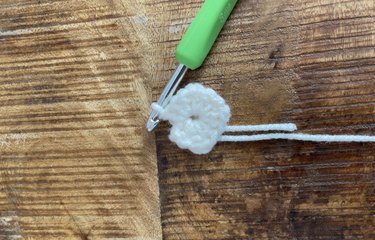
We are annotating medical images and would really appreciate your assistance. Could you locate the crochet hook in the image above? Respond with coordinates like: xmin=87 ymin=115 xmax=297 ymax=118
xmin=147 ymin=0 xmax=238 ymax=132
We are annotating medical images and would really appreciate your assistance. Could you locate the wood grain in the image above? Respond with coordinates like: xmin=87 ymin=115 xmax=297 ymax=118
xmin=0 ymin=0 xmax=161 ymax=239
xmin=155 ymin=0 xmax=375 ymax=239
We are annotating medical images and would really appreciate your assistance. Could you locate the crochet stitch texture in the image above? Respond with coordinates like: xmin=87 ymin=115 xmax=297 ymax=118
xmin=152 ymin=83 xmax=230 ymax=154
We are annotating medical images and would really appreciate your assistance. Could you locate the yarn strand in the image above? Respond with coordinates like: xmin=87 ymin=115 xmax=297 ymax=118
xmin=225 ymin=123 xmax=297 ymax=132
xmin=220 ymin=133 xmax=375 ymax=142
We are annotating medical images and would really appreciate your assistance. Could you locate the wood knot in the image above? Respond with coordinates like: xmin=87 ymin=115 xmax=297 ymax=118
xmin=268 ymin=44 xmax=284 ymax=69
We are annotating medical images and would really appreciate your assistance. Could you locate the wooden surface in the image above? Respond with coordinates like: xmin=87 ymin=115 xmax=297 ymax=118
xmin=0 ymin=0 xmax=162 ymax=239
xmin=1 ymin=0 xmax=374 ymax=239
xmin=155 ymin=0 xmax=375 ymax=239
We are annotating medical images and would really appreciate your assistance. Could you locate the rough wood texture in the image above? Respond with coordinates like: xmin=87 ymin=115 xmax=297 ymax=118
xmin=155 ymin=0 xmax=375 ymax=239
xmin=0 ymin=0 xmax=162 ymax=239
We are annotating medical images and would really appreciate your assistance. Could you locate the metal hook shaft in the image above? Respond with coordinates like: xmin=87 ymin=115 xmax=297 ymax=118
xmin=146 ymin=64 xmax=188 ymax=132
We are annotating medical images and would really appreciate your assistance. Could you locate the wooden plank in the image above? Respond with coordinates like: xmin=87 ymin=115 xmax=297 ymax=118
xmin=0 ymin=0 xmax=162 ymax=239
xmin=155 ymin=0 xmax=375 ymax=239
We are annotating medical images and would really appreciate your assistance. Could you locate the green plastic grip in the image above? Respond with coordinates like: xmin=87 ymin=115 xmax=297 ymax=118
xmin=176 ymin=0 xmax=237 ymax=70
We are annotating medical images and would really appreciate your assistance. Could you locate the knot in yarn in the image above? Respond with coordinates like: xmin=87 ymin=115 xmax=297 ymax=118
xmin=152 ymin=83 xmax=231 ymax=154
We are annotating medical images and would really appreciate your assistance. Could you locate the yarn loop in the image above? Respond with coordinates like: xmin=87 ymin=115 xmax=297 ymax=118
xmin=152 ymin=83 xmax=231 ymax=154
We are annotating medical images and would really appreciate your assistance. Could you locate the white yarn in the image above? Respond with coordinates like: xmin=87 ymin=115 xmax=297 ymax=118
xmin=152 ymin=83 xmax=375 ymax=154
xmin=220 ymin=133 xmax=375 ymax=142
xmin=153 ymin=83 xmax=231 ymax=154
xmin=225 ymin=123 xmax=297 ymax=132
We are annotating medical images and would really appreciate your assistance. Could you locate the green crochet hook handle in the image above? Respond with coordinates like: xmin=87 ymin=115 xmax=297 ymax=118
xmin=176 ymin=0 xmax=238 ymax=70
